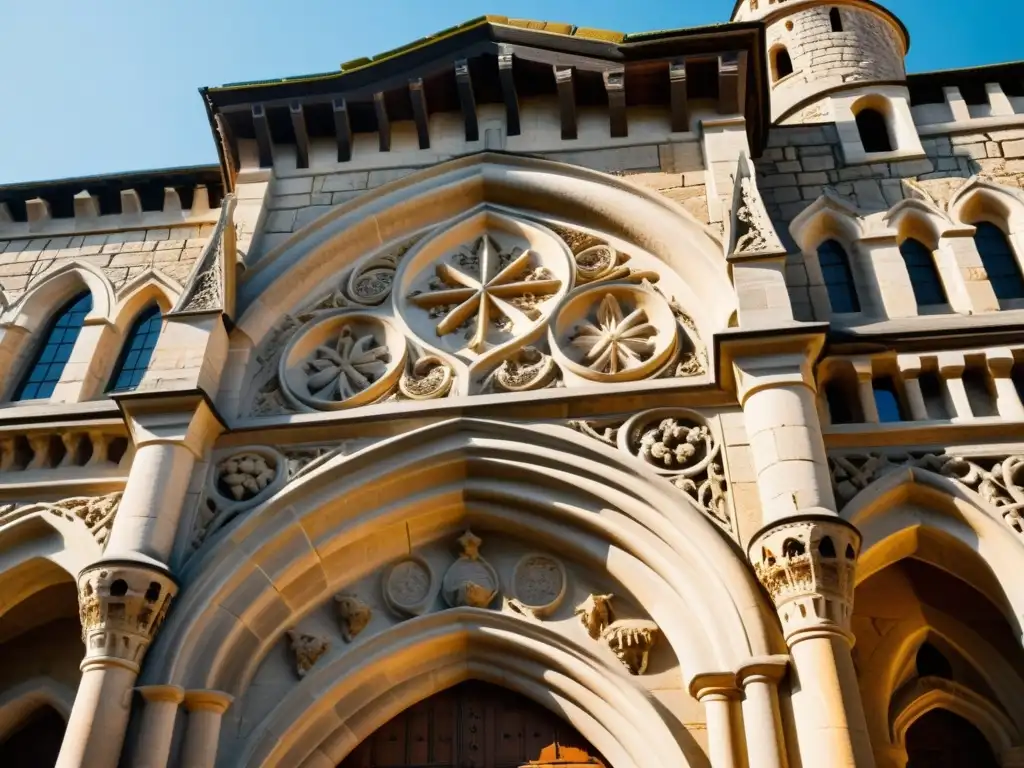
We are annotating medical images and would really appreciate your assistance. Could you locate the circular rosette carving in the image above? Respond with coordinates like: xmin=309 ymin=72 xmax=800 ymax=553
xmin=280 ymin=313 xmax=406 ymax=411
xmin=512 ymin=554 xmax=567 ymax=618
xmin=619 ymin=410 xmax=718 ymax=477
xmin=489 ymin=346 xmax=557 ymax=392
xmin=383 ymin=556 xmax=436 ymax=617
xmin=552 ymin=285 xmax=677 ymax=383
xmin=207 ymin=446 xmax=286 ymax=515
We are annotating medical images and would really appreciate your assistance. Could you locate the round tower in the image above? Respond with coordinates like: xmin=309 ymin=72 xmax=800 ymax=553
xmin=733 ymin=0 xmax=909 ymax=123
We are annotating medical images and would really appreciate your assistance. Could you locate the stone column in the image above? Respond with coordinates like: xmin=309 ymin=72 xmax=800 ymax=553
xmin=938 ymin=353 xmax=972 ymax=421
xmin=733 ymin=348 xmax=875 ymax=767
xmin=987 ymin=349 xmax=1024 ymax=420
xmin=852 ymin=358 xmax=880 ymax=424
xmin=56 ymin=565 xmax=177 ymax=768
xmin=181 ymin=690 xmax=234 ymax=768
xmin=898 ymin=356 xmax=928 ymax=422
xmin=749 ymin=518 xmax=873 ymax=768
xmin=737 ymin=657 xmax=790 ymax=768
xmin=691 ymin=673 xmax=745 ymax=768
xmin=134 ymin=685 xmax=184 ymax=768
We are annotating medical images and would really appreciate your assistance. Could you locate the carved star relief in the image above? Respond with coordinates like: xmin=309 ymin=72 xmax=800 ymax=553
xmin=569 ymin=293 xmax=657 ymax=374
xmin=304 ymin=326 xmax=389 ymax=402
xmin=407 ymin=236 xmax=561 ymax=353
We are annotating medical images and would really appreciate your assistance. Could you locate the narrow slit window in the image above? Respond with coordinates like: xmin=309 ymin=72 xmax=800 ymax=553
xmin=900 ymin=238 xmax=947 ymax=306
xmin=855 ymin=108 xmax=893 ymax=153
xmin=829 ymin=7 xmax=843 ymax=32
xmin=817 ymin=239 xmax=861 ymax=313
xmin=107 ymin=304 xmax=162 ymax=393
xmin=14 ymin=292 xmax=92 ymax=402
xmin=963 ymin=368 xmax=997 ymax=417
xmin=873 ymin=377 xmax=904 ymax=423
xmin=918 ymin=372 xmax=951 ymax=420
xmin=774 ymin=48 xmax=794 ymax=81
xmin=973 ymin=222 xmax=1024 ymax=300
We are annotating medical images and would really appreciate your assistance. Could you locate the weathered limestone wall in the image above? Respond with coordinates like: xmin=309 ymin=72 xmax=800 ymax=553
xmin=767 ymin=3 xmax=905 ymax=121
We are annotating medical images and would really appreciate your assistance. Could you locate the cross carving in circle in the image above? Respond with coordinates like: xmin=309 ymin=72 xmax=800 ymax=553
xmin=406 ymin=236 xmax=562 ymax=353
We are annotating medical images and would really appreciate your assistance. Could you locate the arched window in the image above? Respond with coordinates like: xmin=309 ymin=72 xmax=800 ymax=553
xmin=899 ymin=238 xmax=946 ymax=306
xmin=973 ymin=221 xmax=1024 ymax=300
xmin=13 ymin=291 xmax=92 ymax=401
xmin=773 ymin=47 xmax=794 ymax=81
xmin=107 ymin=304 xmax=162 ymax=393
xmin=855 ymin=107 xmax=893 ymax=153
xmin=829 ymin=7 xmax=844 ymax=32
xmin=817 ymin=239 xmax=861 ymax=313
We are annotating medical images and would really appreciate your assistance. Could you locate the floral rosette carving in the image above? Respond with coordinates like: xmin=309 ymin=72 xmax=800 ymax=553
xmin=484 ymin=346 xmax=558 ymax=392
xmin=619 ymin=409 xmax=731 ymax=530
xmin=279 ymin=312 xmax=406 ymax=411
xmin=551 ymin=285 xmax=677 ymax=383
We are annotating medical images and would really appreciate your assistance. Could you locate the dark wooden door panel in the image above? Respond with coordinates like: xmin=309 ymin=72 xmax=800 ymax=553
xmin=339 ymin=681 xmax=606 ymax=767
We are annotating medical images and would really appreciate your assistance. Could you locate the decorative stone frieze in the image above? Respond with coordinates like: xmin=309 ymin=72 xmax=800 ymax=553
xmin=77 ymin=564 xmax=177 ymax=671
xmin=171 ymin=195 xmax=236 ymax=314
xmin=286 ymin=630 xmax=329 ymax=678
xmin=569 ymin=409 xmax=732 ymax=532
xmin=748 ymin=516 xmax=860 ymax=643
xmin=1 ymin=492 xmax=123 ymax=548
xmin=441 ymin=530 xmax=499 ymax=609
xmin=333 ymin=594 xmax=372 ymax=642
xmin=0 ymin=430 xmax=130 ymax=473
xmin=602 ymin=619 xmax=660 ymax=675
xmin=830 ymin=452 xmax=1024 ymax=539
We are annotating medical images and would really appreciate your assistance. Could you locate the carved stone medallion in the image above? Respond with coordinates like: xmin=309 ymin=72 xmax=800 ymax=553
xmin=216 ymin=450 xmax=280 ymax=502
xmin=383 ymin=556 xmax=435 ymax=617
xmin=279 ymin=313 xmax=406 ymax=411
xmin=442 ymin=530 xmax=499 ymax=609
xmin=511 ymin=554 xmax=567 ymax=618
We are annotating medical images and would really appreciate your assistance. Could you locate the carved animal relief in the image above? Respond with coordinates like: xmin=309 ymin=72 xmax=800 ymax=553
xmin=602 ymin=620 xmax=660 ymax=675
xmin=286 ymin=630 xmax=329 ymax=678
xmin=334 ymin=594 xmax=372 ymax=642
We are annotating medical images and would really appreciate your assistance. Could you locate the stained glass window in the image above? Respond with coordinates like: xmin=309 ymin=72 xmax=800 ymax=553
xmin=14 ymin=292 xmax=92 ymax=401
xmin=107 ymin=304 xmax=162 ymax=393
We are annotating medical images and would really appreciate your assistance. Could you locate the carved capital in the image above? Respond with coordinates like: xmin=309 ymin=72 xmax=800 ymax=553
xmin=748 ymin=515 xmax=860 ymax=645
xmin=77 ymin=564 xmax=177 ymax=672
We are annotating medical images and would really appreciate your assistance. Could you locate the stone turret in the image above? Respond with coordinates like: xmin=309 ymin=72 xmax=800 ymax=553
xmin=733 ymin=0 xmax=909 ymax=123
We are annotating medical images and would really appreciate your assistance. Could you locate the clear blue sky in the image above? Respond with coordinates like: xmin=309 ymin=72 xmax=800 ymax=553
xmin=0 ymin=0 xmax=1020 ymax=184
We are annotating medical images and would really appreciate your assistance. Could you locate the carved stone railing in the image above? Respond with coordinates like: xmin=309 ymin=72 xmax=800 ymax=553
xmin=0 ymin=428 xmax=131 ymax=473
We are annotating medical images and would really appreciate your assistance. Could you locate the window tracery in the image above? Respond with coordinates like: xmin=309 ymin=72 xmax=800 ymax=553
xmin=14 ymin=291 xmax=92 ymax=401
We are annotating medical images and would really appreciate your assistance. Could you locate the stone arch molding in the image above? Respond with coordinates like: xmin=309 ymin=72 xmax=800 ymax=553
xmin=228 ymin=153 xmax=731 ymax=418
xmin=236 ymin=609 xmax=686 ymax=768
xmin=0 ymin=261 xmax=115 ymax=333
xmin=836 ymin=460 xmax=1024 ymax=637
xmin=145 ymin=419 xmax=779 ymax=705
xmin=0 ymin=677 xmax=75 ymax=743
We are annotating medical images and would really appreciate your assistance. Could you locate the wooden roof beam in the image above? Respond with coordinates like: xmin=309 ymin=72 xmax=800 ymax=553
xmin=718 ymin=52 xmax=746 ymax=116
xmin=669 ymin=60 xmax=690 ymax=133
xmin=554 ymin=66 xmax=577 ymax=141
xmin=498 ymin=47 xmax=521 ymax=137
xmin=455 ymin=59 xmax=479 ymax=142
xmin=409 ymin=78 xmax=431 ymax=149
xmin=251 ymin=104 xmax=274 ymax=168
xmin=373 ymin=92 xmax=392 ymax=152
xmin=290 ymin=101 xmax=311 ymax=168
xmin=603 ymin=69 xmax=627 ymax=138
xmin=332 ymin=98 xmax=353 ymax=162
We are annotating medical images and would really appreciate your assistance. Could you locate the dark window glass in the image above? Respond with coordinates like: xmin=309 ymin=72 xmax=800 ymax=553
xmin=107 ymin=304 xmax=162 ymax=393
xmin=817 ymin=239 xmax=861 ymax=313
xmin=14 ymin=292 xmax=92 ymax=401
xmin=774 ymin=48 xmax=793 ymax=80
xmin=1012 ymin=363 xmax=1024 ymax=405
xmin=873 ymin=378 xmax=904 ymax=422
xmin=919 ymin=372 xmax=951 ymax=420
xmin=973 ymin=222 xmax=1024 ymax=300
xmin=830 ymin=7 xmax=843 ymax=32
xmin=825 ymin=381 xmax=858 ymax=424
xmin=855 ymin=108 xmax=893 ymax=152
xmin=963 ymin=368 xmax=997 ymax=417
xmin=900 ymin=238 xmax=947 ymax=306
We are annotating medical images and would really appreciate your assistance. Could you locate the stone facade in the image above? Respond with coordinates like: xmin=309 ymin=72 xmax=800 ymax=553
xmin=0 ymin=3 xmax=1023 ymax=768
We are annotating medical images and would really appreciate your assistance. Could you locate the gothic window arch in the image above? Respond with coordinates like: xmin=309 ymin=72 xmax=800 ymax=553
xmin=817 ymin=239 xmax=861 ymax=313
xmin=899 ymin=238 xmax=947 ymax=306
xmin=13 ymin=292 xmax=92 ymax=402
xmin=107 ymin=303 xmax=161 ymax=393
xmin=972 ymin=221 xmax=1024 ymax=300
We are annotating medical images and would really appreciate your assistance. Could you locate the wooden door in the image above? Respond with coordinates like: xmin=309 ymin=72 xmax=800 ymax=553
xmin=339 ymin=681 xmax=607 ymax=767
